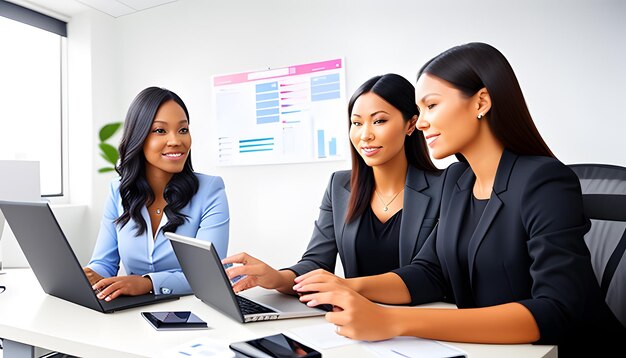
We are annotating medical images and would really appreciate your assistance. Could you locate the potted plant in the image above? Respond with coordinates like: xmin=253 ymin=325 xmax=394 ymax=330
xmin=98 ymin=122 xmax=123 ymax=173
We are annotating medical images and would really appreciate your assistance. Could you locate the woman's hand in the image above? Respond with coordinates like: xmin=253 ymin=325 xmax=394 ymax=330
xmin=222 ymin=252 xmax=294 ymax=294
xmin=293 ymin=268 xmax=349 ymax=292
xmin=91 ymin=275 xmax=153 ymax=301
xmin=83 ymin=267 xmax=104 ymax=286
xmin=298 ymin=282 xmax=402 ymax=341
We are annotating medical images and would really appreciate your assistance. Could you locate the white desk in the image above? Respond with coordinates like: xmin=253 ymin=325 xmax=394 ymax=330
xmin=0 ymin=269 xmax=557 ymax=358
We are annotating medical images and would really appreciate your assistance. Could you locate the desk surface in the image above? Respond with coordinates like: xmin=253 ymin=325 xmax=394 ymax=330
xmin=0 ymin=269 xmax=557 ymax=358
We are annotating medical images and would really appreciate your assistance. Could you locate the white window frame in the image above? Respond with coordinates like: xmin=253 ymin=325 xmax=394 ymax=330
xmin=0 ymin=0 xmax=68 ymax=201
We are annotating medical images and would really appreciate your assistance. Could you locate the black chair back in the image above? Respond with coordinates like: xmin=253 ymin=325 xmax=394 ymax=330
xmin=569 ymin=164 xmax=626 ymax=328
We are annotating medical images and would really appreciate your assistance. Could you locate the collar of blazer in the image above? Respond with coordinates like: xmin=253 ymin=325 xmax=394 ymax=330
xmin=448 ymin=149 xmax=518 ymax=286
xmin=455 ymin=149 xmax=517 ymax=195
xmin=341 ymin=165 xmax=430 ymax=193
xmin=340 ymin=165 xmax=432 ymax=276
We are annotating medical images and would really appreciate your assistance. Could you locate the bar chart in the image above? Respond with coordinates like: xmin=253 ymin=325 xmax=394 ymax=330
xmin=213 ymin=58 xmax=347 ymax=166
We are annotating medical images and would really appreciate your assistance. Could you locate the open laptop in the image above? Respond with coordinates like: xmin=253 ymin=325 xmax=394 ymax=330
xmin=165 ymin=232 xmax=328 ymax=323
xmin=0 ymin=200 xmax=182 ymax=313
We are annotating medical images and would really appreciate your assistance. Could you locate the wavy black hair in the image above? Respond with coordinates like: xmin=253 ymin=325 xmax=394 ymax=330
xmin=417 ymin=42 xmax=554 ymax=162
xmin=345 ymin=74 xmax=439 ymax=223
xmin=114 ymin=87 xmax=199 ymax=236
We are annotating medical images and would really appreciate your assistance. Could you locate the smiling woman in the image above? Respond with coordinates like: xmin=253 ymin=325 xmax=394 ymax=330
xmin=221 ymin=74 xmax=453 ymax=299
xmin=142 ymin=100 xmax=192 ymax=183
xmin=82 ymin=87 xmax=230 ymax=301
xmin=294 ymin=43 xmax=625 ymax=357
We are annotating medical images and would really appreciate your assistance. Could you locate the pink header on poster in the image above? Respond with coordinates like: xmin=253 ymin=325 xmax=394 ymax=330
xmin=213 ymin=59 xmax=343 ymax=86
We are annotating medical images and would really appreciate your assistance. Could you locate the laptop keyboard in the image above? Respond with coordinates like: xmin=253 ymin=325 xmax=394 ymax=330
xmin=236 ymin=295 xmax=277 ymax=315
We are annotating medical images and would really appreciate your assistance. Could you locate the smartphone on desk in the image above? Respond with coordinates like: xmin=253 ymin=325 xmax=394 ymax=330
xmin=229 ymin=333 xmax=321 ymax=358
xmin=141 ymin=311 xmax=208 ymax=331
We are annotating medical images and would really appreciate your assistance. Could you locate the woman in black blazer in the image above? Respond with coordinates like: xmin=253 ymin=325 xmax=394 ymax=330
xmin=223 ymin=74 xmax=450 ymax=295
xmin=296 ymin=43 xmax=624 ymax=354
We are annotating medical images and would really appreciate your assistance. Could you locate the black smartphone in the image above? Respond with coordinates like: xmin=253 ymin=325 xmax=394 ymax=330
xmin=229 ymin=333 xmax=321 ymax=358
xmin=141 ymin=311 xmax=208 ymax=331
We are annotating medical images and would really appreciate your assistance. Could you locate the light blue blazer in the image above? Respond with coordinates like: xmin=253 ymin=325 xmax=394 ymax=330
xmin=87 ymin=173 xmax=230 ymax=295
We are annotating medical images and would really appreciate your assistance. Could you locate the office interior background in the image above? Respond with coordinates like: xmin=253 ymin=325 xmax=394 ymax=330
xmin=1 ymin=0 xmax=625 ymax=272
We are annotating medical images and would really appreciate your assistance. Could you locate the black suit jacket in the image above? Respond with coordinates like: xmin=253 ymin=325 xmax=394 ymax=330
xmin=288 ymin=165 xmax=449 ymax=278
xmin=394 ymin=150 xmax=624 ymax=349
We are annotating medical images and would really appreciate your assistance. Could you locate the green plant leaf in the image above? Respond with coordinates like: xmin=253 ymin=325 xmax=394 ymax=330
xmin=98 ymin=167 xmax=116 ymax=173
xmin=99 ymin=143 xmax=119 ymax=165
xmin=99 ymin=122 xmax=122 ymax=142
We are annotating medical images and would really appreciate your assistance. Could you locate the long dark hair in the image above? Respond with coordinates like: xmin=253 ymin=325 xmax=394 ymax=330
xmin=417 ymin=42 xmax=554 ymax=162
xmin=115 ymin=87 xmax=199 ymax=236
xmin=345 ymin=74 xmax=438 ymax=223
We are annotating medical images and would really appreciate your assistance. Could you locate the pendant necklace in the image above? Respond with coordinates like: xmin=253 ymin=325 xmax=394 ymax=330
xmin=375 ymin=188 xmax=404 ymax=212
xmin=155 ymin=208 xmax=162 ymax=215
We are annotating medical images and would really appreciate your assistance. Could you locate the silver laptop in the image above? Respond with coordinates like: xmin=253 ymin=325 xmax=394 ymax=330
xmin=165 ymin=232 xmax=328 ymax=323
xmin=0 ymin=200 xmax=182 ymax=312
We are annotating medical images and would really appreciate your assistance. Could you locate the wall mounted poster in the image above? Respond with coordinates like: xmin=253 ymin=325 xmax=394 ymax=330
xmin=212 ymin=58 xmax=347 ymax=166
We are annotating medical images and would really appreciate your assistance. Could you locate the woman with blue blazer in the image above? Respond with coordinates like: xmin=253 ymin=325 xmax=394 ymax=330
xmin=296 ymin=43 xmax=624 ymax=355
xmin=223 ymin=74 xmax=451 ymax=295
xmin=84 ymin=87 xmax=229 ymax=301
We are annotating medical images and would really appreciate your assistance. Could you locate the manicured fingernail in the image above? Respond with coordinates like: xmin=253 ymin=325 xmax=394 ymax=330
xmin=307 ymin=300 xmax=317 ymax=306
xmin=293 ymin=284 xmax=301 ymax=290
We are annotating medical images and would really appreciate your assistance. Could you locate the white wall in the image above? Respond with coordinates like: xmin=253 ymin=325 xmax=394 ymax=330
xmin=65 ymin=10 xmax=121 ymax=264
xmin=67 ymin=0 xmax=626 ymax=268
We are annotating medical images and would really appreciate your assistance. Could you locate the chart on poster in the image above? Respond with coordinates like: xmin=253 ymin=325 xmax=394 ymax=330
xmin=212 ymin=58 xmax=347 ymax=166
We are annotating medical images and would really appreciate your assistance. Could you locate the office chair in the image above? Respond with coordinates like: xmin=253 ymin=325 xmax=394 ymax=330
xmin=569 ymin=164 xmax=626 ymax=328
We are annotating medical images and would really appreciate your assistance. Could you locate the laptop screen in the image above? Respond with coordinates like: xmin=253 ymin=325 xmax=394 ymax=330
xmin=166 ymin=232 xmax=246 ymax=322
xmin=0 ymin=201 xmax=103 ymax=311
xmin=0 ymin=200 xmax=181 ymax=313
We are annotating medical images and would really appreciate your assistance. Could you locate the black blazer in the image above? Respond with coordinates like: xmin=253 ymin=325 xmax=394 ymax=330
xmin=288 ymin=165 xmax=448 ymax=278
xmin=394 ymin=150 xmax=624 ymax=350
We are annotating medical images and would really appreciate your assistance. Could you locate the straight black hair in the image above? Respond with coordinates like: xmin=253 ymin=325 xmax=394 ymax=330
xmin=345 ymin=74 xmax=438 ymax=223
xmin=417 ymin=42 xmax=554 ymax=162
xmin=115 ymin=87 xmax=199 ymax=236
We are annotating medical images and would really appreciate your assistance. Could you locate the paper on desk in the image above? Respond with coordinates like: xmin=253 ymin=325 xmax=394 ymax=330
xmin=160 ymin=336 xmax=234 ymax=358
xmin=365 ymin=336 xmax=467 ymax=358
xmin=288 ymin=322 xmax=360 ymax=349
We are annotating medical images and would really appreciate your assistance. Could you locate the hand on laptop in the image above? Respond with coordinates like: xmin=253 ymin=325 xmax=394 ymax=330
xmin=91 ymin=275 xmax=154 ymax=301
xmin=83 ymin=267 xmax=104 ymax=286
xmin=297 ymin=282 xmax=398 ymax=341
xmin=222 ymin=252 xmax=296 ymax=295
xmin=292 ymin=269 xmax=350 ymax=293
xmin=296 ymin=275 xmax=398 ymax=341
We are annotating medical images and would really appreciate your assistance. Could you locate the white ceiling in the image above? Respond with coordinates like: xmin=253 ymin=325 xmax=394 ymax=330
xmin=8 ymin=0 xmax=178 ymax=20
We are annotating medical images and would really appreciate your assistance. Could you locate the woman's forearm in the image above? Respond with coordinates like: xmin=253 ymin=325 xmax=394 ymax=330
xmin=389 ymin=302 xmax=540 ymax=344
xmin=348 ymin=272 xmax=412 ymax=304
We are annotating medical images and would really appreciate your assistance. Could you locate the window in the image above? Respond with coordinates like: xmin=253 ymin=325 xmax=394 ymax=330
xmin=0 ymin=1 xmax=67 ymax=197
